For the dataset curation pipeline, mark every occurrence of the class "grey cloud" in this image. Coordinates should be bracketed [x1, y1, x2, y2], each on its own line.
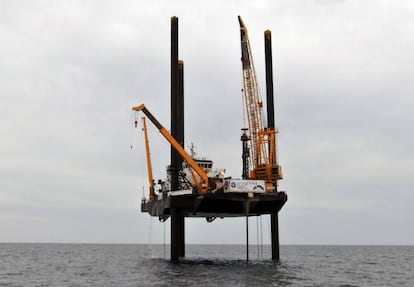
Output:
[1, 0, 413, 245]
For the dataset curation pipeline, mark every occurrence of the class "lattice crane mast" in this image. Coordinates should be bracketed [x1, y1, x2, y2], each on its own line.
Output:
[238, 16, 282, 189]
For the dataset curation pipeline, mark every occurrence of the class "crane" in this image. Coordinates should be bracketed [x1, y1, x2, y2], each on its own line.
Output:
[238, 16, 282, 190]
[132, 104, 210, 195]
[141, 116, 155, 201]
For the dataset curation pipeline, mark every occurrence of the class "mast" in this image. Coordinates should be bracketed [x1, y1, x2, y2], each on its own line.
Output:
[238, 16, 266, 171]
[238, 16, 282, 186]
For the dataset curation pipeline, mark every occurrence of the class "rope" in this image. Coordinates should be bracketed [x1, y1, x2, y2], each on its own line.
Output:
[260, 215, 263, 258]
[130, 111, 135, 149]
[241, 88, 247, 129]
[163, 221, 166, 259]
[256, 216, 260, 258]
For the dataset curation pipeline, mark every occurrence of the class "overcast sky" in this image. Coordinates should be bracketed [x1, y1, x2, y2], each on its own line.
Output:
[1, 0, 413, 246]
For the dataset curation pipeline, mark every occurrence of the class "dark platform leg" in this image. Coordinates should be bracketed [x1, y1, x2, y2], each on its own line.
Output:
[271, 212, 280, 260]
[178, 212, 185, 257]
[170, 16, 185, 262]
[171, 208, 185, 261]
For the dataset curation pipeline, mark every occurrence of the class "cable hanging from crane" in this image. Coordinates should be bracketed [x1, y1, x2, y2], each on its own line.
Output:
[130, 110, 139, 149]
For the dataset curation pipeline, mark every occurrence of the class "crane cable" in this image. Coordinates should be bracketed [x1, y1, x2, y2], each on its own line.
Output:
[130, 111, 140, 149]
[241, 88, 247, 130]
[241, 79, 247, 128]
[130, 111, 135, 149]
[239, 53, 248, 130]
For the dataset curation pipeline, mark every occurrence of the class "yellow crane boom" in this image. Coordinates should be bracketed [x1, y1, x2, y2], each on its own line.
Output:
[132, 104, 209, 194]
[141, 116, 155, 201]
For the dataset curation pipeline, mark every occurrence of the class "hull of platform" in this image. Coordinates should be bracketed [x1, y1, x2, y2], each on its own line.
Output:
[141, 192, 287, 218]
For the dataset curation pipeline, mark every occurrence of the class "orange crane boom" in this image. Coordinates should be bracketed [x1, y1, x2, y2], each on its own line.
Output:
[132, 104, 209, 194]
[141, 116, 155, 201]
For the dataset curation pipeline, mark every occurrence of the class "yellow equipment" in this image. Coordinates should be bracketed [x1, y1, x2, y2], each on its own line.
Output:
[238, 16, 282, 188]
[132, 104, 209, 195]
[141, 116, 155, 201]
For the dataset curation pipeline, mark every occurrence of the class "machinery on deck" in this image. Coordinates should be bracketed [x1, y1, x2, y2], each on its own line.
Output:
[238, 16, 283, 190]
[133, 17, 285, 201]
[133, 104, 211, 194]
[133, 104, 269, 199]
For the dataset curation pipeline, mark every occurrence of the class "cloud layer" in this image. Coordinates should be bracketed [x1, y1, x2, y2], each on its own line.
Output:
[1, 0, 413, 245]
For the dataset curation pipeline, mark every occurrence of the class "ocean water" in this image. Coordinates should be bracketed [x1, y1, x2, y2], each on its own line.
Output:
[0, 244, 413, 287]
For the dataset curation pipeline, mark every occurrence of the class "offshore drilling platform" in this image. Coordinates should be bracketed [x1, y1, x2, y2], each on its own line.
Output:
[132, 16, 287, 261]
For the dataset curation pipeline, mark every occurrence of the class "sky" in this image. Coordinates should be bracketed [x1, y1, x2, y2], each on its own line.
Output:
[1, 0, 413, 246]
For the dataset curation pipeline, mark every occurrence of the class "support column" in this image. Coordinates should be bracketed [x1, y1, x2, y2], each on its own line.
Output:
[245, 199, 250, 261]
[265, 27, 281, 262]
[271, 212, 280, 260]
[176, 62, 185, 260]
[265, 30, 275, 130]
[170, 16, 185, 262]
[177, 60, 184, 151]
[171, 208, 185, 261]
[171, 208, 179, 261]
[178, 212, 185, 257]
[170, 16, 180, 192]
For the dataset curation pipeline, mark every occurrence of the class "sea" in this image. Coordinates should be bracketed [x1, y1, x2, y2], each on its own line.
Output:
[0, 244, 413, 287]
